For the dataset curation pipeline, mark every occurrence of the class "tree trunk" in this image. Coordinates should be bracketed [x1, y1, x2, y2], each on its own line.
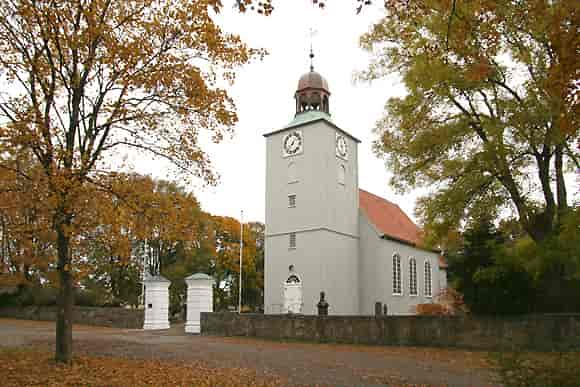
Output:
[55, 218, 73, 364]
[535, 155, 556, 238]
[555, 143, 568, 223]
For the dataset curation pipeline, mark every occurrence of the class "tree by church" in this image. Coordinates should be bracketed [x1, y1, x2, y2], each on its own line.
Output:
[446, 210, 580, 314]
[0, 0, 263, 363]
[446, 218, 537, 315]
[360, 2, 578, 313]
[360, 1, 578, 244]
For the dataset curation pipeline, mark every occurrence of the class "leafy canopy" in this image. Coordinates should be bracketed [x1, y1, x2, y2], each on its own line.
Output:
[0, 0, 263, 363]
[0, 0, 262, 188]
[361, 0, 578, 243]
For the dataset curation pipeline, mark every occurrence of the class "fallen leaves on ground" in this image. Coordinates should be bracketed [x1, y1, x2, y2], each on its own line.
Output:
[0, 347, 285, 386]
[217, 336, 494, 370]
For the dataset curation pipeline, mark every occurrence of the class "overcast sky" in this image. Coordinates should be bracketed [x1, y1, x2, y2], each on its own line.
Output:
[146, 1, 419, 223]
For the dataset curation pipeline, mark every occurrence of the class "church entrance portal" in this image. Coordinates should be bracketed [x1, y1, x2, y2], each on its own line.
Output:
[283, 267, 303, 314]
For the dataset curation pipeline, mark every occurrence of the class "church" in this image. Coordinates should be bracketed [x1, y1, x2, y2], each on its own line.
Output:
[263, 64, 447, 315]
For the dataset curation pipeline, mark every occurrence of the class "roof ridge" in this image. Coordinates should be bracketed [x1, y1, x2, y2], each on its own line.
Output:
[359, 188, 401, 209]
[359, 188, 421, 244]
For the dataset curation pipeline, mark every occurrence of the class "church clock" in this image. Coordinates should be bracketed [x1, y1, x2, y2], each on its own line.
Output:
[283, 130, 303, 157]
[336, 133, 348, 160]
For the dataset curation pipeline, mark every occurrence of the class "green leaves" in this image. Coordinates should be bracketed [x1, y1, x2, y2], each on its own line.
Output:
[361, 0, 578, 243]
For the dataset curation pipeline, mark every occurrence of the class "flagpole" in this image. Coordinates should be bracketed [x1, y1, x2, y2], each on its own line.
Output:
[238, 210, 243, 313]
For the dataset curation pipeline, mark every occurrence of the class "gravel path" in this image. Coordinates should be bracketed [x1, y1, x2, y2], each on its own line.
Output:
[0, 318, 498, 386]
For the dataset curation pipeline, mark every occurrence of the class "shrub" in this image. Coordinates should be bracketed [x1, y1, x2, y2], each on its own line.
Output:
[74, 289, 102, 307]
[414, 288, 469, 316]
[5, 285, 58, 306]
[31, 286, 58, 306]
[415, 303, 448, 315]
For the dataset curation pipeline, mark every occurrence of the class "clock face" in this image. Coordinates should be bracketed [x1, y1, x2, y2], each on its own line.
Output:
[336, 134, 348, 159]
[283, 131, 303, 156]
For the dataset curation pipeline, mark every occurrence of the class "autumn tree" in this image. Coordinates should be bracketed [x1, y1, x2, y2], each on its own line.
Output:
[79, 175, 209, 311]
[244, 221, 265, 311]
[209, 215, 260, 311]
[0, 150, 55, 286]
[361, 1, 578, 244]
[0, 0, 262, 363]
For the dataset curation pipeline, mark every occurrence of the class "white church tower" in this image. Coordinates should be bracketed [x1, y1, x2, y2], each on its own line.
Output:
[264, 59, 361, 315]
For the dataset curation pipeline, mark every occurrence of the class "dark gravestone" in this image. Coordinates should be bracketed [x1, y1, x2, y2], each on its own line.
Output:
[383, 304, 388, 316]
[375, 302, 383, 316]
[317, 291, 329, 316]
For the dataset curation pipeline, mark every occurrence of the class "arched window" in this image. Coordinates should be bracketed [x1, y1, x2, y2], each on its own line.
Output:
[392, 253, 402, 295]
[338, 164, 346, 185]
[286, 274, 301, 284]
[409, 258, 417, 296]
[424, 261, 432, 297]
[288, 162, 297, 183]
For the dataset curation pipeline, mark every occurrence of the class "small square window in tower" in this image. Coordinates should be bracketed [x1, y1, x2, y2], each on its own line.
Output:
[289, 233, 296, 249]
[338, 164, 346, 185]
[288, 194, 296, 208]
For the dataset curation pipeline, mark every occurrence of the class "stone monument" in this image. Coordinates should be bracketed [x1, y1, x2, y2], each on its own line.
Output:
[317, 291, 329, 316]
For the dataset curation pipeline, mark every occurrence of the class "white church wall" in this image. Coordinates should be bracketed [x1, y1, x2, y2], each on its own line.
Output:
[358, 212, 445, 315]
[265, 229, 359, 315]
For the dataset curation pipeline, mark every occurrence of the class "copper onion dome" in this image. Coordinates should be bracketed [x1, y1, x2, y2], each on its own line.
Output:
[294, 67, 331, 116]
[297, 70, 330, 93]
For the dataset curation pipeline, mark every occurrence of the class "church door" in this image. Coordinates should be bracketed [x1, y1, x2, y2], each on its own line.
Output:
[283, 273, 303, 314]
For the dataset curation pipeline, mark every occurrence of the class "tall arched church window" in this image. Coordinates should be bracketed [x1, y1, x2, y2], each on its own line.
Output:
[409, 258, 417, 296]
[338, 164, 346, 185]
[392, 253, 402, 295]
[288, 162, 297, 183]
[424, 261, 432, 297]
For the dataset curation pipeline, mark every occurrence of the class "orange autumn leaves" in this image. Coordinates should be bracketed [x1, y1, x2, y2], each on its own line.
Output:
[0, 153, 55, 284]
[0, 0, 263, 360]
[0, 348, 284, 386]
[0, 0, 264, 188]
[1, 170, 263, 297]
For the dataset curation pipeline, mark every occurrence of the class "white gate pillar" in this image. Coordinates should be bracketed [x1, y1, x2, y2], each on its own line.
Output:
[142, 275, 171, 330]
[185, 273, 214, 334]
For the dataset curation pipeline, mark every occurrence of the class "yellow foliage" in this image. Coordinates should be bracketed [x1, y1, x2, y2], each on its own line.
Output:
[0, 0, 262, 360]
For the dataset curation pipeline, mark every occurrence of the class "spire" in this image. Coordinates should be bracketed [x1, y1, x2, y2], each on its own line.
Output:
[308, 27, 316, 72]
[294, 28, 329, 116]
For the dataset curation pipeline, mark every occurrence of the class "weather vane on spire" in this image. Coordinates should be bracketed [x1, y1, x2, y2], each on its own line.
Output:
[309, 27, 318, 72]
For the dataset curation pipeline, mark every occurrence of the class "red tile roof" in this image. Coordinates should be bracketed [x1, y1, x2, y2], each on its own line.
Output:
[359, 189, 447, 268]
[359, 189, 422, 245]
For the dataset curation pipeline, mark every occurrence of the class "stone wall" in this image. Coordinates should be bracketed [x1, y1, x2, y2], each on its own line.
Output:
[201, 313, 580, 351]
[0, 306, 143, 329]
